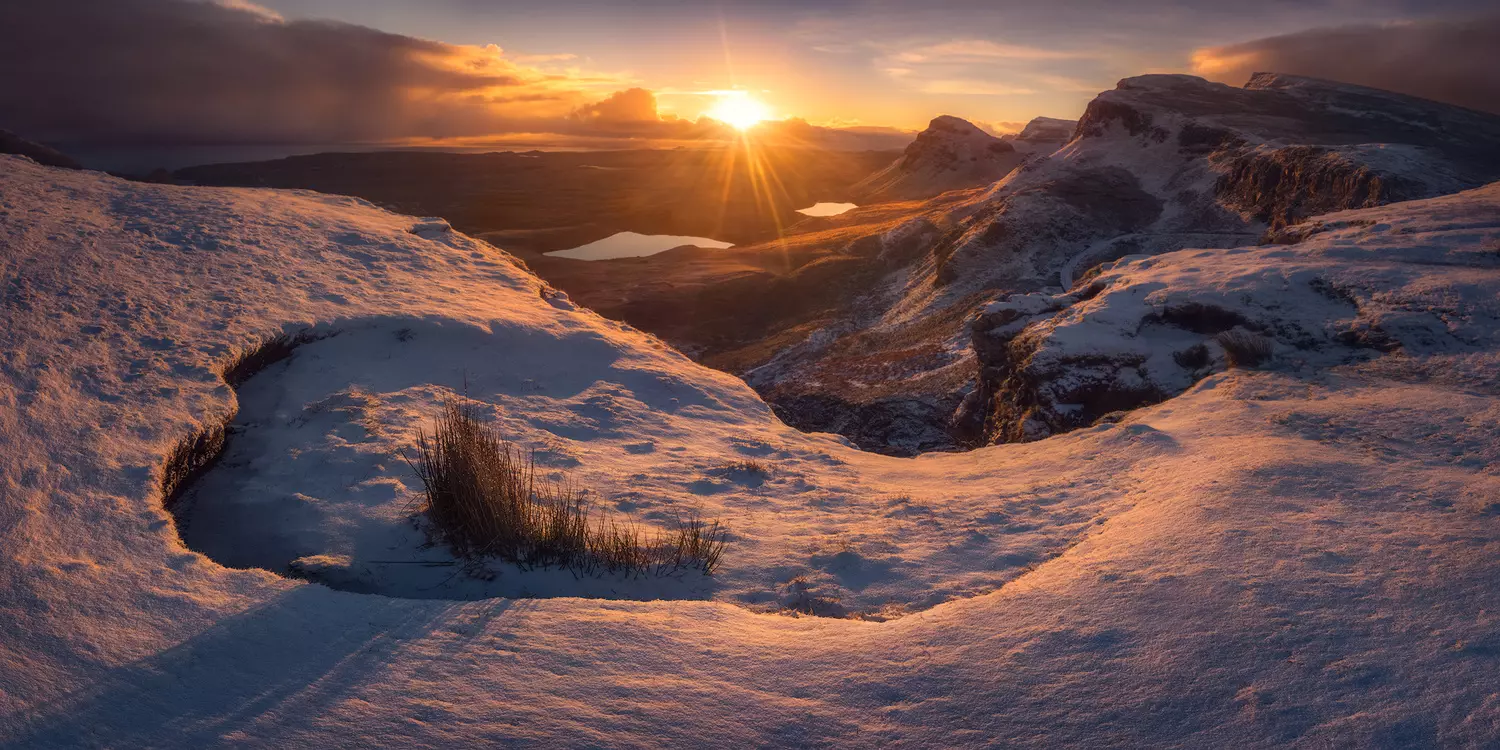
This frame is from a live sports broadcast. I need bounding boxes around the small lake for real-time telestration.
[545,231,734,261]
[797,202,858,217]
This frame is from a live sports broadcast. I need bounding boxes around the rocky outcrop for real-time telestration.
[1213,145,1434,228]
[957,183,1500,444]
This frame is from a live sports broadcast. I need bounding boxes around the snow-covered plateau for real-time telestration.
[5,153,1500,746]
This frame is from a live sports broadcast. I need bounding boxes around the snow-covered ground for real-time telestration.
[4,155,1500,746]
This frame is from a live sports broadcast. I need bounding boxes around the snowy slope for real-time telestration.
[4,155,1500,746]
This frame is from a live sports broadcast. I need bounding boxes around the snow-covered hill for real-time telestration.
[750,74,1500,455]
[5,155,1500,746]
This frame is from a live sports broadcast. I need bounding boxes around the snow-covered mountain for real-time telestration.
[749,73,1500,455]
[6,152,1500,746]
[851,115,1067,203]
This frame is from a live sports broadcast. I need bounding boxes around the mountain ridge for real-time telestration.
[741,72,1500,454]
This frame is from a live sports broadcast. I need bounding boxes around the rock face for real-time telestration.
[852,116,1035,203]
[0,129,80,170]
[745,73,1500,454]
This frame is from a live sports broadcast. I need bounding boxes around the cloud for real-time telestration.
[1192,16,1500,114]
[918,81,1038,97]
[875,35,1112,104]
[0,0,624,145]
[981,121,1028,134]
[572,88,663,124]
[893,40,1086,64]
[210,0,281,21]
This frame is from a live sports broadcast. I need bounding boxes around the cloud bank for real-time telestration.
[1192,16,1500,115]
[0,0,914,153]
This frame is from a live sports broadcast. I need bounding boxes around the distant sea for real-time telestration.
[60,143,548,174]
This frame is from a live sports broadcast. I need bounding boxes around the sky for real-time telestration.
[0,0,1496,152]
[246,0,1500,129]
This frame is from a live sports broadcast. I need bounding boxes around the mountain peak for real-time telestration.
[924,115,990,136]
[850,115,1022,202]
[901,116,1008,169]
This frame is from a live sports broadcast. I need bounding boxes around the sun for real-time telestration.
[706,92,771,131]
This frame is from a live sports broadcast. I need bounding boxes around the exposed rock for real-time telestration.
[1214,144,1441,228]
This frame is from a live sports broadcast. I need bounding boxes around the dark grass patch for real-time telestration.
[161,329,321,510]
[160,416,230,511]
[409,398,727,576]
[1172,343,1211,370]
[1151,302,1252,335]
[221,329,322,388]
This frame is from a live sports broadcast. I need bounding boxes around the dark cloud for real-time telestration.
[1193,16,1500,115]
[0,0,583,145]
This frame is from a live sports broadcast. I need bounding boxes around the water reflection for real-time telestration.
[545,231,733,261]
[796,202,858,217]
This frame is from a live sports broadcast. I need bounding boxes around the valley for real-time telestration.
[183,75,1500,458]
[177,145,899,254]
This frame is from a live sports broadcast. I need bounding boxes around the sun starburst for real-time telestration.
[706,91,771,130]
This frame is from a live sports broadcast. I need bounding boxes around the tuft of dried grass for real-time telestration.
[409,398,727,576]
[721,459,768,476]
[1215,328,1275,368]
